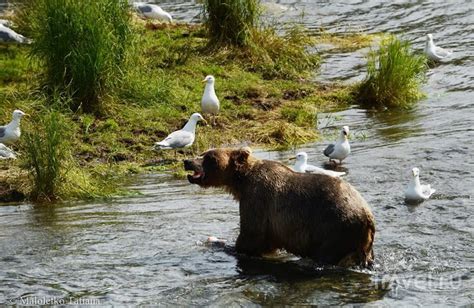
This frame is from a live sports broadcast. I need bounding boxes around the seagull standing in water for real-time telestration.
[323,126,351,164]
[424,34,452,61]
[0,24,31,44]
[405,167,436,203]
[153,113,205,157]
[0,110,26,145]
[201,75,219,125]
[133,2,173,23]
[293,152,345,177]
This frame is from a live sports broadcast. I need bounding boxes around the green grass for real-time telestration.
[203,0,260,47]
[358,35,427,108]
[0,23,356,201]
[17,0,133,114]
[22,110,69,201]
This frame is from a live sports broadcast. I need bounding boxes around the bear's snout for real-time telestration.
[183,159,205,184]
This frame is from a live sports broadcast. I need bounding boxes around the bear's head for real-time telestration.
[183,147,253,188]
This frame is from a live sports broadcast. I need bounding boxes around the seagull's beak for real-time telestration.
[201,119,208,126]
[288,157,296,161]
[202,79,207,82]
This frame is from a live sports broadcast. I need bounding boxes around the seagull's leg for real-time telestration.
[174,149,177,160]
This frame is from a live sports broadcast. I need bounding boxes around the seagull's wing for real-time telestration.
[323,143,335,157]
[306,164,345,177]
[0,143,16,159]
[0,27,16,42]
[0,25,28,43]
[0,126,5,138]
[304,164,323,173]
[155,130,193,149]
[435,46,452,58]
[136,4,153,13]
[421,184,435,198]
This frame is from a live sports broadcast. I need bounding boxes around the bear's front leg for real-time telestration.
[235,207,275,256]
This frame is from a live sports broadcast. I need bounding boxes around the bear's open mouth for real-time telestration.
[190,170,204,180]
[183,159,205,183]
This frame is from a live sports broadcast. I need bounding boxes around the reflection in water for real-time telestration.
[365,107,424,142]
[236,256,390,305]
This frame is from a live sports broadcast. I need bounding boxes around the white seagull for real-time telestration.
[0,24,31,44]
[424,34,452,61]
[201,75,219,125]
[323,126,351,164]
[0,110,26,145]
[405,167,436,203]
[133,2,173,23]
[293,152,345,177]
[0,143,17,159]
[153,113,205,157]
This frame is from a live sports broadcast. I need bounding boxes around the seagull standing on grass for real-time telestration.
[323,126,351,164]
[153,113,205,157]
[293,152,345,177]
[133,2,173,23]
[405,167,436,203]
[0,110,26,145]
[424,34,452,61]
[201,75,220,125]
[0,143,16,159]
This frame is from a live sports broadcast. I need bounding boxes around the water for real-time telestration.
[1,0,473,305]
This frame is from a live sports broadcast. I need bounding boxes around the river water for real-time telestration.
[1,1,473,306]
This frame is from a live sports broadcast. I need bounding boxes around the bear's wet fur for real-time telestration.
[184,147,375,268]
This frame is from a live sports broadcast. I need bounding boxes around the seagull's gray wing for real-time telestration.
[160,130,193,149]
[0,29,15,42]
[435,46,452,58]
[0,126,5,138]
[323,143,335,157]
[137,4,153,13]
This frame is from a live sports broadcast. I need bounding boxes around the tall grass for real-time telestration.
[247,25,320,79]
[20,0,133,114]
[358,36,427,108]
[23,110,70,201]
[203,0,259,47]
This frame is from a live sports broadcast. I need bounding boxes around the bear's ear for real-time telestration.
[231,147,252,170]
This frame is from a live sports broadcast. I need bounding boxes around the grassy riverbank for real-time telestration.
[0,21,370,202]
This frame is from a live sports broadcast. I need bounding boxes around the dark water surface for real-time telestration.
[1,1,473,306]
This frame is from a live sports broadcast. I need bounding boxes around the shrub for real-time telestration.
[358,36,427,108]
[21,0,133,114]
[203,0,259,47]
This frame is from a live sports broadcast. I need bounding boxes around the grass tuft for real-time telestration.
[203,0,260,47]
[17,0,133,114]
[357,35,427,108]
[22,110,69,201]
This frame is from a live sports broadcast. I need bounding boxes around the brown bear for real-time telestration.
[184,147,375,268]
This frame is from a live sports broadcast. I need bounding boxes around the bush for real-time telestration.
[23,110,70,201]
[358,36,427,108]
[203,0,259,47]
[21,0,133,114]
